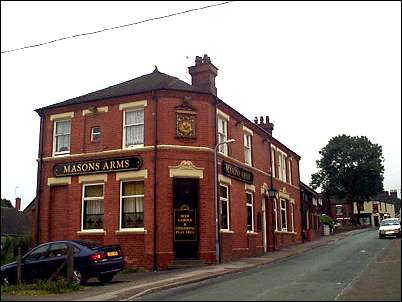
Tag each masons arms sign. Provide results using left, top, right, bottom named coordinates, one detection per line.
left=222, top=161, right=253, bottom=184
left=53, top=156, right=142, bottom=177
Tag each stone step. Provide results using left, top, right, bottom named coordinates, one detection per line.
left=168, top=259, right=207, bottom=269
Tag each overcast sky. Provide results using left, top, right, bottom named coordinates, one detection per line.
left=1, top=1, right=401, bottom=210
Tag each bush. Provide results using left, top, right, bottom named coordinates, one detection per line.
left=1, top=235, right=32, bottom=265
left=320, top=214, right=334, bottom=229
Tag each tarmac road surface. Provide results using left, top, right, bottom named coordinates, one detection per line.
left=134, top=229, right=401, bottom=301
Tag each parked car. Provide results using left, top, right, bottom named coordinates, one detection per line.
left=378, top=218, right=401, bottom=239
left=1, top=240, right=124, bottom=285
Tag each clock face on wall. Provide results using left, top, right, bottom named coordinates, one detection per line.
left=177, top=115, right=196, bottom=138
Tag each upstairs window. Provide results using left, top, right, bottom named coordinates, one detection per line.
left=278, top=151, right=287, bottom=182
left=124, top=109, right=144, bottom=148
left=53, top=120, right=71, bottom=155
left=91, top=126, right=101, bottom=142
left=217, top=116, right=228, bottom=154
left=244, top=132, right=252, bottom=165
left=281, top=199, right=287, bottom=231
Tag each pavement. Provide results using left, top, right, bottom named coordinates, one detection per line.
left=2, top=227, right=373, bottom=301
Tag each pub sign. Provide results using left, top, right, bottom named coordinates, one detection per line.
left=174, top=209, right=197, bottom=241
left=222, top=161, right=253, bottom=184
left=53, top=156, right=142, bottom=177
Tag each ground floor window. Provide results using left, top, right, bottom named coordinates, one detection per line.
left=83, top=184, right=104, bottom=230
left=121, top=181, right=144, bottom=228
left=281, top=199, right=287, bottom=231
left=290, top=203, right=294, bottom=232
left=219, top=185, right=230, bottom=230
left=273, top=198, right=278, bottom=230
left=246, top=192, right=254, bottom=231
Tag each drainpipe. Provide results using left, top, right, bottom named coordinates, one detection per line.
left=268, top=138, right=276, bottom=251
left=152, top=91, right=158, bottom=271
left=35, top=109, right=45, bottom=246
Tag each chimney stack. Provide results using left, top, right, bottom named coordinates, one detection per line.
left=390, top=190, right=398, bottom=199
left=188, top=54, right=218, bottom=96
left=15, top=197, right=21, bottom=211
left=254, top=115, right=274, bottom=135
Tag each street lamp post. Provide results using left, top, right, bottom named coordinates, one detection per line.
left=214, top=139, right=235, bottom=264
left=267, top=187, right=277, bottom=251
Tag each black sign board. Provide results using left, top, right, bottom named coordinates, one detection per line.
left=174, top=209, right=197, bottom=241
left=222, top=161, right=253, bottom=184
left=53, top=156, right=142, bottom=177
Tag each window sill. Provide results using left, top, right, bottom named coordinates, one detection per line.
left=123, top=144, right=144, bottom=150
left=115, top=228, right=147, bottom=234
left=220, top=229, right=234, bottom=234
left=275, top=230, right=297, bottom=235
left=246, top=231, right=258, bottom=235
left=77, top=230, right=106, bottom=235
left=53, top=152, right=71, bottom=157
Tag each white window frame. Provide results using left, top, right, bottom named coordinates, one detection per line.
left=53, top=119, right=71, bottom=156
left=244, top=132, right=252, bottom=166
left=219, top=184, right=230, bottom=231
left=217, top=116, right=228, bottom=155
left=246, top=191, right=254, bottom=232
left=119, top=180, right=145, bottom=231
left=81, top=183, right=104, bottom=231
left=281, top=199, right=287, bottom=231
left=278, top=152, right=287, bottom=182
left=273, top=198, right=278, bottom=231
left=123, top=108, right=144, bottom=149
left=91, top=126, right=101, bottom=142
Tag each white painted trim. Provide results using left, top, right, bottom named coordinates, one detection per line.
left=82, top=106, right=108, bottom=116
left=169, top=160, right=204, bottom=179
left=116, top=169, right=148, bottom=181
left=220, top=230, right=235, bottom=234
left=246, top=191, right=254, bottom=232
left=115, top=229, right=147, bottom=234
left=119, top=100, right=147, bottom=110
left=47, top=177, right=71, bottom=186
left=246, top=231, right=258, bottom=235
left=242, top=125, right=253, bottom=136
left=78, top=174, right=108, bottom=183
left=245, top=184, right=256, bottom=192
left=218, top=174, right=232, bottom=185
left=216, top=108, right=230, bottom=121
left=77, top=230, right=106, bottom=235
left=50, top=112, right=74, bottom=121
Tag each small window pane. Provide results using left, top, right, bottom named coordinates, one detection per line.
left=125, top=110, right=144, bottom=125
left=123, top=182, right=144, bottom=196
left=84, top=185, right=103, bottom=198
left=91, top=127, right=101, bottom=141
left=219, top=185, right=228, bottom=199
left=56, top=121, right=70, bottom=135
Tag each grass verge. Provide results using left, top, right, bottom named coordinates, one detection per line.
left=1, top=278, right=82, bottom=296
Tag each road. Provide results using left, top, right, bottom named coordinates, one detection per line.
left=134, top=229, right=401, bottom=301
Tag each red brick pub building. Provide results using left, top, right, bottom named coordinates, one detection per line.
left=34, top=55, right=302, bottom=270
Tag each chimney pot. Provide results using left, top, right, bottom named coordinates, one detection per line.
left=260, top=116, right=264, bottom=124
left=188, top=55, right=218, bottom=96
left=254, top=117, right=258, bottom=124
left=266, top=116, right=269, bottom=124
left=15, top=197, right=21, bottom=211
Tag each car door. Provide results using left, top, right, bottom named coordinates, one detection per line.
left=43, top=242, right=69, bottom=280
left=21, top=244, right=50, bottom=283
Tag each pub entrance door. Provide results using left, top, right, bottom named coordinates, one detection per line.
left=173, top=178, right=199, bottom=259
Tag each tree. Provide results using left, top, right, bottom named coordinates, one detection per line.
left=1, top=198, right=13, bottom=208
left=310, top=135, right=384, bottom=224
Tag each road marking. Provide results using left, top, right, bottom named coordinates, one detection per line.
left=360, top=250, right=366, bottom=253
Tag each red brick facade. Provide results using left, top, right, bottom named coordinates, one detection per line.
left=34, top=56, right=302, bottom=270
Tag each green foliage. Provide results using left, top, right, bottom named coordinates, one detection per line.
left=1, top=235, right=32, bottom=265
left=320, top=214, right=334, bottom=228
left=1, top=277, right=81, bottom=296
left=1, top=198, right=13, bottom=208
left=311, top=134, right=384, bottom=202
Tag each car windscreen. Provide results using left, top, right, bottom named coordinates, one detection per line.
left=380, top=220, right=400, bottom=226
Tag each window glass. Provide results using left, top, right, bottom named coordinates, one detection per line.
left=25, top=244, right=49, bottom=261
left=54, top=120, right=71, bottom=153
left=91, top=127, right=101, bottom=142
left=217, top=117, right=228, bottom=154
left=83, top=184, right=104, bottom=230
left=124, top=109, right=144, bottom=147
left=122, top=181, right=144, bottom=228
left=246, top=192, right=254, bottom=231
left=244, top=133, right=252, bottom=165
left=281, top=199, right=287, bottom=230
left=220, top=185, right=229, bottom=230
left=48, top=243, right=68, bottom=258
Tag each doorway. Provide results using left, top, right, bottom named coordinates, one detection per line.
left=173, top=178, right=199, bottom=259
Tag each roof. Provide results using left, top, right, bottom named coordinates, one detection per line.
left=1, top=207, right=31, bottom=236
left=35, top=68, right=207, bottom=113
left=300, top=181, right=319, bottom=195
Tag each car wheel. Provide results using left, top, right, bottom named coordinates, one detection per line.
left=72, top=270, right=87, bottom=285
left=2, top=274, right=10, bottom=286
left=98, top=273, right=115, bottom=284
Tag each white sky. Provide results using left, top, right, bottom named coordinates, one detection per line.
left=1, top=1, right=401, bottom=210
